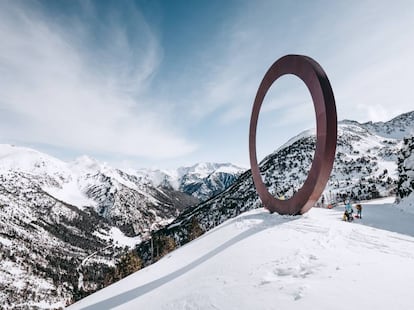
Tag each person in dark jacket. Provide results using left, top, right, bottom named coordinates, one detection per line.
left=344, top=200, right=354, bottom=221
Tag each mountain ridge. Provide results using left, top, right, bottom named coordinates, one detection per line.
left=135, top=162, right=245, bottom=201
left=2, top=110, right=414, bottom=308
left=134, top=111, right=414, bottom=267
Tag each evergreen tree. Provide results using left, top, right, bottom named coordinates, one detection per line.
left=104, top=251, right=142, bottom=285
left=188, top=216, right=204, bottom=241
left=397, top=136, right=414, bottom=200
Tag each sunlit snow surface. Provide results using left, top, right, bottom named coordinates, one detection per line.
left=69, top=200, right=414, bottom=310
left=93, top=227, right=142, bottom=249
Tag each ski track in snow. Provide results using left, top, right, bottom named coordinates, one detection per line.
left=68, top=201, right=414, bottom=310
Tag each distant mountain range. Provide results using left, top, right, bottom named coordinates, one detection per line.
left=0, top=146, right=244, bottom=307
left=1, top=110, right=414, bottom=308
left=136, top=162, right=245, bottom=201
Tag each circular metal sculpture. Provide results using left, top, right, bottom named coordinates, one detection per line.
left=249, top=55, right=337, bottom=215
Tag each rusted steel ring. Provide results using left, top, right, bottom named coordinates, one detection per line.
left=249, top=55, right=337, bottom=215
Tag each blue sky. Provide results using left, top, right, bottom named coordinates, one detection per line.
left=1, top=0, right=414, bottom=169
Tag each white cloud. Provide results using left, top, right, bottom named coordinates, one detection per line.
left=0, top=1, right=196, bottom=159
left=1, top=0, right=413, bottom=169
left=162, top=0, right=414, bottom=168
left=179, top=0, right=414, bottom=126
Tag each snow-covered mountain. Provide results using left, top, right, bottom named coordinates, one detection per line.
left=135, top=111, right=414, bottom=266
left=68, top=198, right=414, bottom=310
left=0, top=145, right=198, bottom=307
left=136, top=162, right=245, bottom=201
left=0, top=144, right=244, bottom=307
left=361, top=110, right=414, bottom=139
left=0, top=145, right=199, bottom=234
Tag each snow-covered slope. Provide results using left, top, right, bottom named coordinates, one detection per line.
left=136, top=162, right=245, bottom=201
left=68, top=199, right=414, bottom=310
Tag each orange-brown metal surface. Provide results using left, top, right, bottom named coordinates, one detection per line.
left=249, top=55, right=337, bottom=215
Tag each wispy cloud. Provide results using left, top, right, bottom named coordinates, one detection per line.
left=179, top=0, right=414, bottom=125
left=154, top=0, right=414, bottom=166
left=0, top=1, right=196, bottom=159
left=1, top=0, right=413, bottom=168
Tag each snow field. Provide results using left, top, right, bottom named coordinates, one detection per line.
left=93, top=227, right=142, bottom=249
left=69, top=201, right=414, bottom=310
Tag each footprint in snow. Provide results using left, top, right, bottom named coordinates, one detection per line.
left=258, top=253, right=321, bottom=286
